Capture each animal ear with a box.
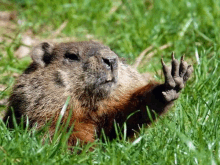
[31,42,54,67]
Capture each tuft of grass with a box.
[0,0,219,164]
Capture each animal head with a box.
[30,41,119,101]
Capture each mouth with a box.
[86,77,117,98]
[100,77,116,85]
[93,77,116,90]
[99,81,113,88]
[90,74,118,91]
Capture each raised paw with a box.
[161,52,193,102]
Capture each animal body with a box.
[3,41,193,146]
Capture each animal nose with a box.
[102,57,117,70]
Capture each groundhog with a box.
[3,41,193,146]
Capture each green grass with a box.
[0,0,220,164]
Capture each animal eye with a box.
[64,52,79,61]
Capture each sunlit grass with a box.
[0,0,219,164]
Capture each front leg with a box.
[144,52,193,115]
[111,53,193,136]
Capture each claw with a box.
[161,58,165,66]
[183,65,194,83]
[179,59,188,78]
[171,52,175,60]
[181,54,185,61]
[171,52,180,77]
[162,57,176,88]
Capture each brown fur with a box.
[3,41,193,146]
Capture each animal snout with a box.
[102,57,117,70]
